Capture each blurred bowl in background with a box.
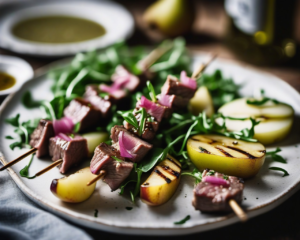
[0,0,134,57]
[0,55,34,96]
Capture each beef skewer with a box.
[87,55,217,190]
[192,169,247,222]
[1,44,173,172]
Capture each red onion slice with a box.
[53,117,74,135]
[118,131,136,159]
[56,133,72,141]
[157,94,172,108]
[138,96,165,122]
[202,176,230,187]
[180,71,197,90]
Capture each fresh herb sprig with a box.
[266,148,289,177]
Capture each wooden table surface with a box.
[1,1,300,239]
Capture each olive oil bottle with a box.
[225,0,297,65]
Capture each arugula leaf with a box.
[146,81,157,102]
[22,91,41,108]
[247,98,279,106]
[9,141,22,150]
[182,168,202,184]
[19,154,36,179]
[119,180,136,195]
[74,122,81,133]
[138,148,164,172]
[269,167,289,177]
[5,136,14,140]
[117,110,139,129]
[5,114,20,127]
[94,209,98,217]
[266,148,287,164]
[174,215,191,225]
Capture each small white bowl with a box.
[0,55,34,96]
[0,1,134,57]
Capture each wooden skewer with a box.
[137,41,174,71]
[87,170,106,186]
[191,54,217,79]
[34,159,63,177]
[229,199,248,222]
[0,148,37,171]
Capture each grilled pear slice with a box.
[187,134,266,178]
[50,167,96,203]
[189,86,214,117]
[82,132,109,156]
[219,98,294,119]
[219,117,293,145]
[140,155,181,206]
[218,98,294,144]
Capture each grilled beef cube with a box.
[49,135,88,174]
[136,97,172,122]
[83,86,112,118]
[123,110,159,141]
[157,94,190,109]
[192,170,244,212]
[30,119,55,158]
[90,143,133,191]
[64,98,102,132]
[111,125,153,163]
[161,75,196,99]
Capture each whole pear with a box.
[143,0,195,37]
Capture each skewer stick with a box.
[87,170,106,186]
[137,41,174,71]
[191,54,217,79]
[34,159,63,177]
[229,199,248,222]
[0,148,37,171]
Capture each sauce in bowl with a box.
[0,72,16,91]
[12,16,106,44]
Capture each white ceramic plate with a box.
[0,54,34,96]
[0,0,134,57]
[1,54,300,235]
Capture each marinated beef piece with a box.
[136,96,172,122]
[111,125,153,163]
[192,170,244,212]
[157,94,190,109]
[90,143,133,191]
[84,86,112,118]
[30,119,55,158]
[64,98,102,132]
[49,135,88,174]
[123,109,159,141]
[161,75,196,99]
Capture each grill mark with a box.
[226,146,256,159]
[215,147,234,158]
[166,157,181,169]
[161,165,180,178]
[199,147,210,154]
[154,169,171,183]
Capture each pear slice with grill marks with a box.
[187,134,266,178]
[140,155,181,206]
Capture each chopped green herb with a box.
[182,168,202,184]
[174,215,190,225]
[5,114,20,127]
[138,108,147,136]
[19,154,36,179]
[246,98,279,106]
[125,207,133,210]
[207,170,215,176]
[146,81,157,102]
[111,156,123,162]
[94,209,98,217]
[117,110,139,129]
[5,136,14,140]
[269,167,289,177]
[22,91,41,108]
[266,148,287,164]
[74,122,81,133]
[223,175,228,180]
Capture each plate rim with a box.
[1,53,300,235]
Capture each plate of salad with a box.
[0,38,300,235]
